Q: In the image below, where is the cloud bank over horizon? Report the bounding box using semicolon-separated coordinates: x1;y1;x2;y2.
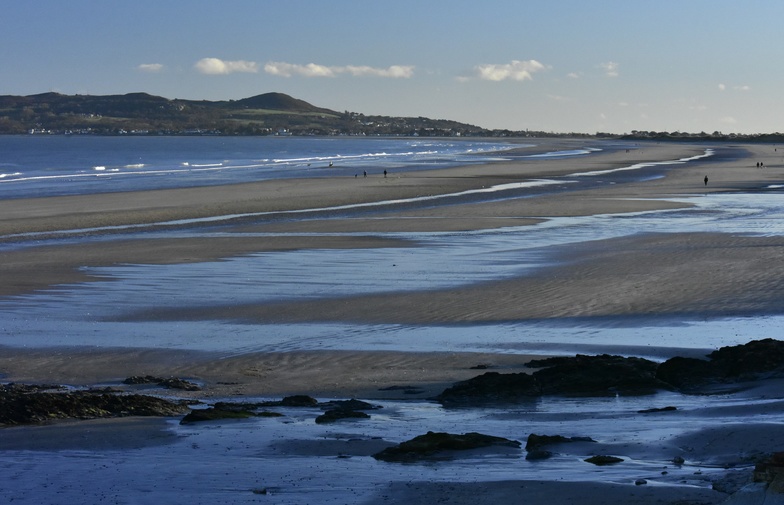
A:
195;58;260;75
264;62;414;78
473;59;546;81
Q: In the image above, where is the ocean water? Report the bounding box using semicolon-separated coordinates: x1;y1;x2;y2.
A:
1;137;783;357
0;135;516;199
2;136;783;504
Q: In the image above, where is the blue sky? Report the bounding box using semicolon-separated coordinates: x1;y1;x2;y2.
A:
3;1;783;134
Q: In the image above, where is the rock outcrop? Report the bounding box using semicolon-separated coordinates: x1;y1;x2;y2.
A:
0;383;189;425
123;375;201;391
657;339;784;389
373;431;521;462
437;354;667;406
438;340;784;406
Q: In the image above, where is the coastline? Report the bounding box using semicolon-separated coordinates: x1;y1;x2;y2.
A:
2;139;784;504
2;140;784;382
2;139;783;392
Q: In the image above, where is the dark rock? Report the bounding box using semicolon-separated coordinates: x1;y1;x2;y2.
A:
86;386;124;394
123;375;201;391
754;452;784;483
527;356;577;368
525;434;596;451
525;449;553;461
708;339;784;377
638;406;678;414
157;378;201;391
435;372;540;406
0;383;66;393
437;354;669;406
437;341;784;407
532;354;666;396
180;407;255;424
314;409;370;424
123;375;161;385
207;402;282;417
373;431;521;462
658;339;784;389
257;411;284;418
378;385;426;395
0;387;189;425
655;357;717;389
635;479;647;486
213;401;261;412
673;456;686;465
585;455;624;466
280;395;318;407
320;399;379;411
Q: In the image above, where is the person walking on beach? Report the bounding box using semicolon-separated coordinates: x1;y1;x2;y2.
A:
704;175;709;186
383;170;387;178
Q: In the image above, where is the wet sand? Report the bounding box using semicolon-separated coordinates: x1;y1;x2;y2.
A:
1;139;783;397
2;140;784;504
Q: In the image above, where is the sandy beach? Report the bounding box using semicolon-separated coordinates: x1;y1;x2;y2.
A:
2;139;784;504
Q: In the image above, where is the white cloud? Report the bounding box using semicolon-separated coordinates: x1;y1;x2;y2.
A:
567;72;581;79
474;59;546;82
343;65;414;78
195;58;259;75
137;63;164;73
600;61;619;77
264;61;414;78
265;62;334;77
718;83;750;92
720;116;738;124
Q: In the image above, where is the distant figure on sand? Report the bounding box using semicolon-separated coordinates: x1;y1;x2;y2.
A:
384;170;387;178
363;170;367;178
704;175;709;186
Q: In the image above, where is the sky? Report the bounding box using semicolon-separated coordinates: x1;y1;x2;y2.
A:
3;0;783;135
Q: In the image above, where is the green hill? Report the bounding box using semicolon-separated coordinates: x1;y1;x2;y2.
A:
0;91;490;136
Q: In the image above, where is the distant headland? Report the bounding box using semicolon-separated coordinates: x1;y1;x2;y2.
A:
1;91;782;141
0;91;510;137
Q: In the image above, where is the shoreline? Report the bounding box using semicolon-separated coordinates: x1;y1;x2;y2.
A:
0;141;768;302
0;347;545;400
0;141;782;375
3;139;784;504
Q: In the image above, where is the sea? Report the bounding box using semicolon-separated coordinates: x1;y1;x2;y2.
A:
0;135;517;199
3;135;784;504
0;135;782;358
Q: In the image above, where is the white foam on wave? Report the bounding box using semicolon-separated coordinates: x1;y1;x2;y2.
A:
571;149;714;177
526;147;602;158
190;163;223;168
0;178;568;239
